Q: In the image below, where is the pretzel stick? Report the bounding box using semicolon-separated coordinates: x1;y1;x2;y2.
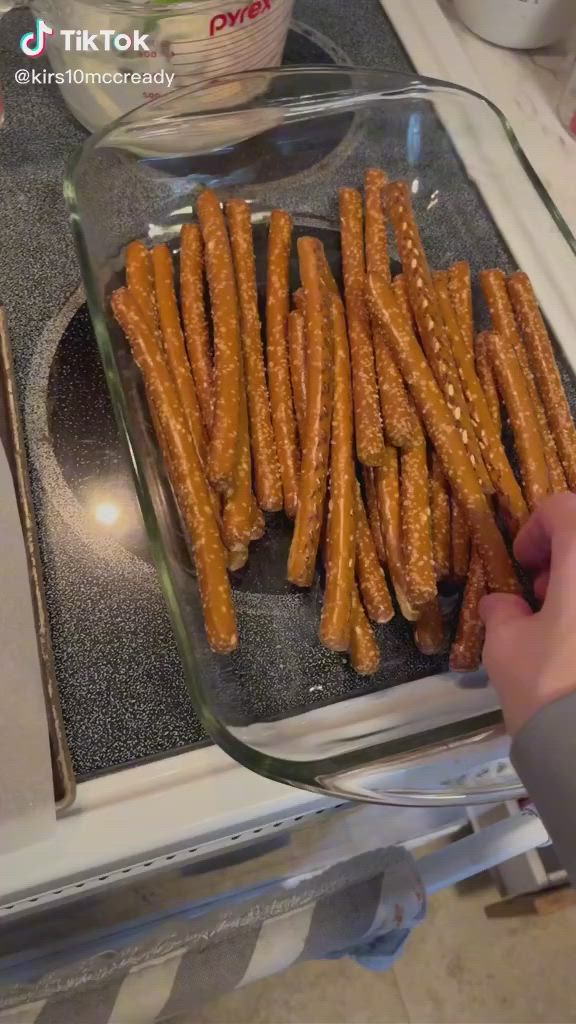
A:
266;210;300;517
447;261;474;359
339;188;386;466
475;332;501;434
312;240;340;296
355;481;394;624
449;547;486;672
226;200;283;512
320;293;355;650
350;584;381;675
508;271;576;492
430;453;450;580
293;288;306;314
400;429;436;608
363;466;387;565
364;168;391;283
480;268;565;492
180;224;214;435
484;330;550;512
197;190;242;494
367;273;519;594
152;244;208;465
126;241;159;336
228;546;249;571
288;309;307;445
250;499;265;540
288;238;333;587
374;449;419;621
391;275;413;326
222;382;254;552
434;269;527;530
111;288;237;653
384;181;492;494
414;597;445;656
451;496;470;580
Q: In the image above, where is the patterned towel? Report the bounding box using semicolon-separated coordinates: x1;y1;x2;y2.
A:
0;846;425;1023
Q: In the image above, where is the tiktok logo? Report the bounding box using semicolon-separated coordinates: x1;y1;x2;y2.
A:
20;18;54;58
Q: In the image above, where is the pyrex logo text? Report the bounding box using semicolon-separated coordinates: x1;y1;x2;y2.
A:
20;19;150;57
210;0;272;37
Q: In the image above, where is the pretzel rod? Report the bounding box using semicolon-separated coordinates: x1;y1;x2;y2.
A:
293;288;306;314
434;270;527;530
355;481;394;623
414;597;445;656
451;496;470;579
364;168;390;282
266;210;300;517
480;268;566;492
320;293;355;651
400;433;436;608
447;261;474;359
449;547;486;672
475;331;501;435
288;238;334;587
508;271;576;492
288;309;307;445
339;188;386;466
226;200;283;512
374;449;419;621
180;224;214;435
484;329;550;512
111;288;237;653
384;181;492;494
430;453;451;580
367;273;519;594
197;190;242;494
228;545;249;571
350;584;381;675
312;240;340;296
363;466;387;565
391;275;412;326
152;245;208;466
126;241;159;336
222;382;254;552
250;498;265;541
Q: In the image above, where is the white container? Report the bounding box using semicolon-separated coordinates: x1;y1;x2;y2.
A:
453;0;576;50
2;0;294;131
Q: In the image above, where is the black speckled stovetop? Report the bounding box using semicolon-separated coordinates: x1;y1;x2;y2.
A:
0;1;418;778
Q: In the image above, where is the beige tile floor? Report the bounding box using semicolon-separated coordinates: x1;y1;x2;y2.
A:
187;874;576;1024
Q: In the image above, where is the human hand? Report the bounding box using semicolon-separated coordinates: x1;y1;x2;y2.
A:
480;492;576;736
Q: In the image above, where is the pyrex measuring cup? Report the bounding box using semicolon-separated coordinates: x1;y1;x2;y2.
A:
1;0;294;131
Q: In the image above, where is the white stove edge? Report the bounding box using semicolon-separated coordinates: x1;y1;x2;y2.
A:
4;0;574;911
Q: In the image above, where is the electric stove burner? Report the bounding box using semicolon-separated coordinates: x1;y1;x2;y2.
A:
3;0;417;778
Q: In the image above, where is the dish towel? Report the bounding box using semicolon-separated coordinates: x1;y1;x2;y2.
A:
0;846;425;1023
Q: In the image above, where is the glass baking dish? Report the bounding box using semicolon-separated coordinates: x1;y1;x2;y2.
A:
65;66;576;805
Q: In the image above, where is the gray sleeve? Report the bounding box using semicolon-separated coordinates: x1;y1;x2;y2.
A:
511;692;576;887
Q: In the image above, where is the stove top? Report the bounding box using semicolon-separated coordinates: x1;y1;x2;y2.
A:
0;1;415;778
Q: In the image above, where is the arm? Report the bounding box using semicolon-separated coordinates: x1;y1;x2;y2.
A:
511;694;576;886
480;493;576;885
477;493;576;880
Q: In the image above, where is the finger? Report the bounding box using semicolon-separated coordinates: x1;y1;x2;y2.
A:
513;492;576;573
533;569;550;605
479;592;533;629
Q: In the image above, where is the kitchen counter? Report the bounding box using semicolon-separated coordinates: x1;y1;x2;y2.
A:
382;0;576;233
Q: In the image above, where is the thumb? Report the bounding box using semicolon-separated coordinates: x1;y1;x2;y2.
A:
479;592;533;630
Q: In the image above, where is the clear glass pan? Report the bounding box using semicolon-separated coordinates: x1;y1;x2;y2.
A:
66;66;576;805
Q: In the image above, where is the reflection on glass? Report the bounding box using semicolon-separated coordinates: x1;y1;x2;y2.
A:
93;500;121;527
